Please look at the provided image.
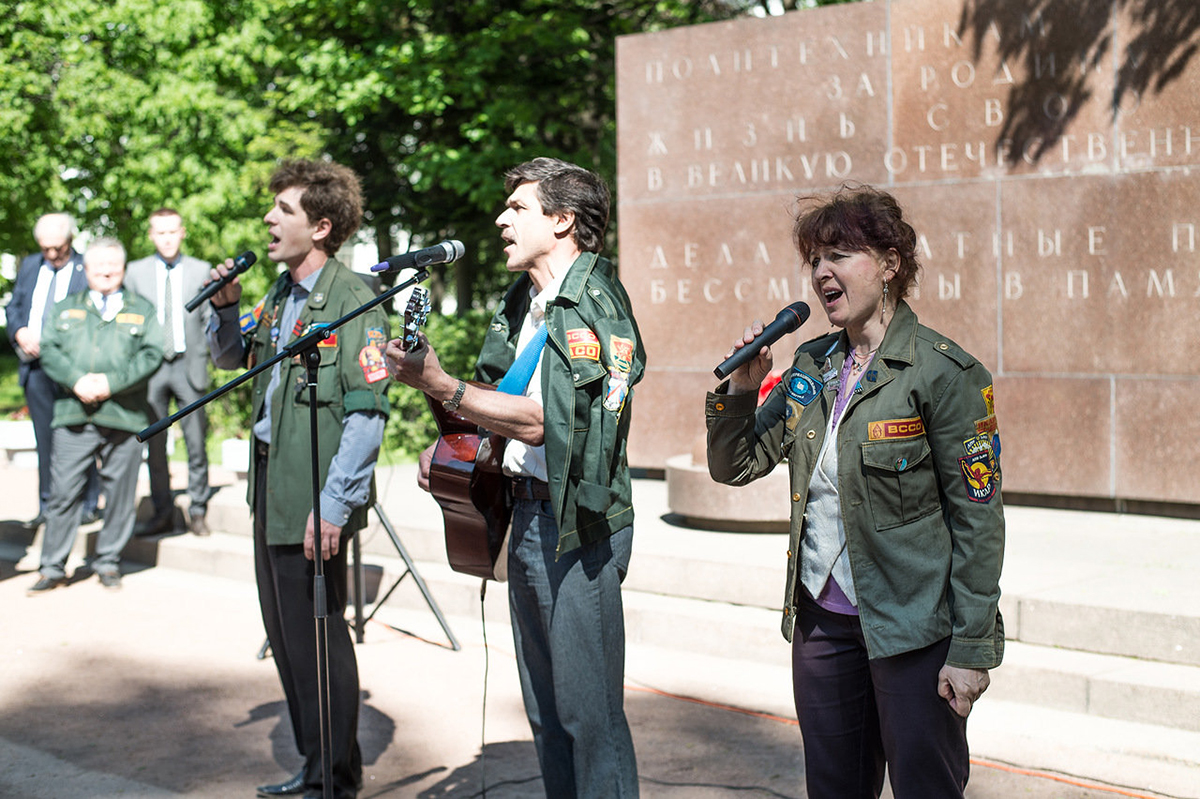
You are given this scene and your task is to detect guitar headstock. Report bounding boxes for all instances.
[401,286,431,352]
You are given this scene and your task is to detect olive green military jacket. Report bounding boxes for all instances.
[41,290,164,434]
[475,252,645,556]
[243,259,391,545]
[706,301,1005,668]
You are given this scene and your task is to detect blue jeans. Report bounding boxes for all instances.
[507,498,638,798]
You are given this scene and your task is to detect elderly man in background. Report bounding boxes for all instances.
[6,213,101,527]
[27,238,164,594]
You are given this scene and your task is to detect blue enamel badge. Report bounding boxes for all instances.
[785,369,821,406]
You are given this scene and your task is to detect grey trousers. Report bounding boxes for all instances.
[39,424,141,578]
[145,358,210,515]
[507,498,638,799]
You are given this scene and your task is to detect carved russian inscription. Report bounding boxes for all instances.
[617,0,1200,505]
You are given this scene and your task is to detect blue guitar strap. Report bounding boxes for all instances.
[496,323,548,396]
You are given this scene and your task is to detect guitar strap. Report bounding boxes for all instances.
[496,323,548,396]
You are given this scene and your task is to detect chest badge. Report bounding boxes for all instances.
[784,369,821,406]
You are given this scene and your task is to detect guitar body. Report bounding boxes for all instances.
[426,384,511,580]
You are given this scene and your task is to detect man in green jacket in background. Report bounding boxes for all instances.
[28,238,164,594]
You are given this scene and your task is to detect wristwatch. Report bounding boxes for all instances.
[443,379,466,412]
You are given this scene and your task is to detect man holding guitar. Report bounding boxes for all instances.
[386,157,645,798]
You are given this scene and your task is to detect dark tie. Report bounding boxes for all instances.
[41,266,63,326]
[162,264,177,359]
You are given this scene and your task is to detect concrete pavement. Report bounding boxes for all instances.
[1,454,1197,798]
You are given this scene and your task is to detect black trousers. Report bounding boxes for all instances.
[791,594,969,799]
[254,448,361,798]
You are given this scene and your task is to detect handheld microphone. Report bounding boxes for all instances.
[184,251,257,312]
[370,240,465,273]
[713,301,810,380]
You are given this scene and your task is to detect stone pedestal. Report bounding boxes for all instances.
[665,436,790,532]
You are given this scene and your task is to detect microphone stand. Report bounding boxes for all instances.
[139,267,430,799]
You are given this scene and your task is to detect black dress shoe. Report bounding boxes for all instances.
[187,512,211,536]
[256,770,305,797]
[27,575,67,595]
[135,510,175,537]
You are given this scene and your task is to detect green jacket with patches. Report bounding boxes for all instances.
[41,289,164,434]
[706,301,1005,668]
[476,252,645,556]
[244,259,391,545]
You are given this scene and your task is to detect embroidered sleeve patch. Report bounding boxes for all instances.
[609,335,635,373]
[366,326,386,349]
[959,449,997,503]
[239,294,268,335]
[359,346,389,383]
[867,417,925,440]
[567,329,601,361]
[981,384,995,415]
[603,368,630,413]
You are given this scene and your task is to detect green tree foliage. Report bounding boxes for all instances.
[261,0,742,312]
[0,0,771,441]
[0,0,321,270]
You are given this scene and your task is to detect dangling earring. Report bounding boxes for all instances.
[882,280,890,322]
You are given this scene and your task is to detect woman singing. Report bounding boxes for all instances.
[706,185,1005,799]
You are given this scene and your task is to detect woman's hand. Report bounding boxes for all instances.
[725,320,773,395]
[937,664,990,718]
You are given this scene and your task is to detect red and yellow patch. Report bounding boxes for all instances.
[981,384,995,415]
[867,416,925,441]
[567,328,601,361]
[975,414,999,436]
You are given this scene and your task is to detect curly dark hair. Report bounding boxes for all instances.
[269,159,364,255]
[792,184,921,300]
[504,157,610,253]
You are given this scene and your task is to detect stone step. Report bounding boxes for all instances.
[115,525,1200,739]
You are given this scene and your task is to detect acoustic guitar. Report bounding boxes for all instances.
[400,289,510,580]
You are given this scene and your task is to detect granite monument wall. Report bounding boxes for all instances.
[616,0,1200,506]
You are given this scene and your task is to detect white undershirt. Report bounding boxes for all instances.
[28,262,76,339]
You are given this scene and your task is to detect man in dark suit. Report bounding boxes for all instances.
[124,208,214,536]
[6,213,101,527]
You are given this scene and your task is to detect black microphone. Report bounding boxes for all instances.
[184,251,257,312]
[370,240,465,273]
[713,301,811,380]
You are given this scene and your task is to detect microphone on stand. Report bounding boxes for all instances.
[184,251,257,312]
[713,301,810,380]
[371,240,465,273]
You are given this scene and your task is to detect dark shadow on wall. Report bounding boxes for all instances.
[958,0,1200,164]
